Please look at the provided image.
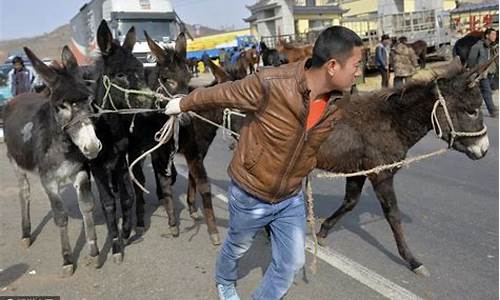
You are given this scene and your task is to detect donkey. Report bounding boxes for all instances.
[143,32,222,244]
[260,41,286,67]
[3,46,102,276]
[315,57,494,276]
[207,57,493,275]
[127,31,189,238]
[90,20,157,263]
[276,39,313,63]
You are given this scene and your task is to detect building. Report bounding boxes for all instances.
[449,1,498,33]
[244,0,346,39]
[341,0,457,40]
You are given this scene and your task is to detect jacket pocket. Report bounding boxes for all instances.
[243,142,263,171]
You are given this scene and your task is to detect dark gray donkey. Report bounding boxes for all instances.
[3,46,102,276]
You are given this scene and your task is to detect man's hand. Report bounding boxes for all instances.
[165,97,182,115]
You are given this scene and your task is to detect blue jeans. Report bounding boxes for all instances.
[215,181,306,300]
[479,77,497,115]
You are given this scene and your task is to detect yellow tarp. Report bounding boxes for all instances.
[187,29,251,51]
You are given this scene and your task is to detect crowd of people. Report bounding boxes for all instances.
[375,29,498,117]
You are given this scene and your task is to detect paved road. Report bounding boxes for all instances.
[0,65,498,300]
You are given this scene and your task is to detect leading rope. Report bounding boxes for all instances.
[307,82,488,273]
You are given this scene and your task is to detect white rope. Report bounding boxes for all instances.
[128,117,179,194]
[99,76,187,193]
[305,175,318,274]
[317,148,449,179]
[222,108,246,140]
[431,82,487,147]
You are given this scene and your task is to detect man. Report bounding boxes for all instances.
[9,56,32,96]
[165,26,363,300]
[392,36,419,88]
[467,28,498,117]
[375,34,391,87]
[230,47,243,66]
[201,51,210,73]
[219,48,227,67]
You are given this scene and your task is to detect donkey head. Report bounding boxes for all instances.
[145,31,191,95]
[429,56,496,159]
[24,46,102,159]
[97,20,152,106]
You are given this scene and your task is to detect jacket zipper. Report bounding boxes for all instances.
[275,96,338,200]
[273,94,311,200]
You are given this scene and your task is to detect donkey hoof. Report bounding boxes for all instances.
[21,237,31,248]
[61,264,74,277]
[169,226,180,237]
[83,255,100,269]
[135,226,145,236]
[113,253,123,265]
[210,233,221,245]
[316,236,327,247]
[190,211,203,221]
[413,265,430,277]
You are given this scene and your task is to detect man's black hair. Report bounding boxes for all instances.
[12,56,24,65]
[381,34,390,41]
[311,26,363,68]
[484,28,496,38]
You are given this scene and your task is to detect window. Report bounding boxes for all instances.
[309,19,332,30]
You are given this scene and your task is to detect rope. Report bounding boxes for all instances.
[189,111,242,138]
[99,76,186,193]
[317,148,449,179]
[128,116,179,193]
[431,82,487,147]
[222,108,246,140]
[305,175,318,274]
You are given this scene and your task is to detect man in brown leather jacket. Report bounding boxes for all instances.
[166,26,363,300]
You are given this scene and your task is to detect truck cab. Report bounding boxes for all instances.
[70,0,179,67]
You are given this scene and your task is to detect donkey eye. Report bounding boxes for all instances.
[466,109,479,119]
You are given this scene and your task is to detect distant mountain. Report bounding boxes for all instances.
[0,23,226,63]
[0,24,71,63]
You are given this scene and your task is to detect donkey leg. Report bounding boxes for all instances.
[129,148,147,234]
[73,169,100,268]
[186,172,202,220]
[117,164,135,244]
[317,176,367,245]
[151,151,179,237]
[92,168,122,264]
[186,157,220,245]
[40,177,74,277]
[371,175,429,276]
[11,161,32,248]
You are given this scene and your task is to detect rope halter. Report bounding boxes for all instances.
[431,81,487,148]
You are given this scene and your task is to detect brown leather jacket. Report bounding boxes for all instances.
[180,59,343,203]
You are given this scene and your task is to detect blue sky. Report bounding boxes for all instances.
[0,0,255,41]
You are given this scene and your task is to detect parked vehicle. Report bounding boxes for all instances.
[70,0,180,67]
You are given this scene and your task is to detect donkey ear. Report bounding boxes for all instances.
[175,32,187,58]
[465,54,498,85]
[205,59,231,83]
[97,20,113,56]
[122,26,136,52]
[260,41,268,51]
[145,31,166,64]
[24,47,57,86]
[61,46,80,76]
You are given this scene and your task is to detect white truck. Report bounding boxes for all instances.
[342,9,453,69]
[70,0,180,67]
